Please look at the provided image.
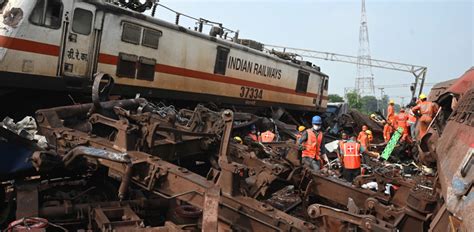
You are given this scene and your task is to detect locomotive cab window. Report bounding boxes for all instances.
[29,0,63,29]
[122,23,141,45]
[296,70,309,93]
[324,78,328,90]
[214,46,230,75]
[72,8,93,35]
[137,57,156,81]
[142,28,162,49]
[117,53,138,78]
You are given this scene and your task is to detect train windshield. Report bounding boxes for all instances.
[29,0,62,29]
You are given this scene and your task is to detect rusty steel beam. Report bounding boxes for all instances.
[307,203,395,232]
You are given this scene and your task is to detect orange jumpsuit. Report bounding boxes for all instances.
[387,105,395,124]
[412,101,438,139]
[395,112,409,141]
[383,124,393,143]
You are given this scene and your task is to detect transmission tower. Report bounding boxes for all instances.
[355,0,375,96]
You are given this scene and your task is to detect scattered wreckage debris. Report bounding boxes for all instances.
[1,69,473,231]
[0,98,435,231]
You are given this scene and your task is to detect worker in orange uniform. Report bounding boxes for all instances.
[383,121,393,143]
[339,136,371,182]
[411,94,438,139]
[387,99,395,124]
[298,116,328,171]
[395,108,410,141]
[357,125,369,150]
[357,125,368,142]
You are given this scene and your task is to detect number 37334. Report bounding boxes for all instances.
[239,86,263,99]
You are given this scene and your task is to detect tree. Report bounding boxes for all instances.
[328,94,344,103]
[360,96,378,114]
[346,91,362,110]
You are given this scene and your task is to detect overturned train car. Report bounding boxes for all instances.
[419,67,474,231]
[0,0,328,113]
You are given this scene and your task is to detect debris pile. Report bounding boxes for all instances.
[1,68,473,231]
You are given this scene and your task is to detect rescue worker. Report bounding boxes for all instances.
[357,125,368,143]
[357,125,369,150]
[383,121,393,143]
[387,99,395,124]
[296,126,305,142]
[407,109,417,140]
[260,126,276,143]
[298,116,328,171]
[395,108,410,141]
[339,136,371,182]
[411,93,438,139]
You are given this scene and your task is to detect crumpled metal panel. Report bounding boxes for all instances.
[434,86,474,231]
[446,67,474,97]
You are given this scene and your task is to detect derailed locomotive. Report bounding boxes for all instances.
[0,0,329,113]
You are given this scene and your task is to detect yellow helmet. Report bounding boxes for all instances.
[389,99,395,104]
[234,136,243,144]
[370,113,376,118]
[419,93,427,99]
[365,130,372,135]
[298,126,306,132]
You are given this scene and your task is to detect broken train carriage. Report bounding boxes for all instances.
[0,0,329,116]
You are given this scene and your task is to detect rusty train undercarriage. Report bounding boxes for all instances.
[1,70,473,231]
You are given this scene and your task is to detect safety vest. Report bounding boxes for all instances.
[342,141,361,169]
[302,129,323,160]
[248,133,258,142]
[260,131,275,143]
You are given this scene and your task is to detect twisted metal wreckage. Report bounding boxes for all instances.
[1,70,472,231]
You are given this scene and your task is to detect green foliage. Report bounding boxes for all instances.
[328,94,344,103]
[345,91,390,114]
[360,96,378,114]
[346,91,362,110]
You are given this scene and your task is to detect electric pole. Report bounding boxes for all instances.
[355,0,375,96]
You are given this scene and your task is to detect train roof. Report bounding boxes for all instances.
[88,0,328,78]
[429,67,474,103]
